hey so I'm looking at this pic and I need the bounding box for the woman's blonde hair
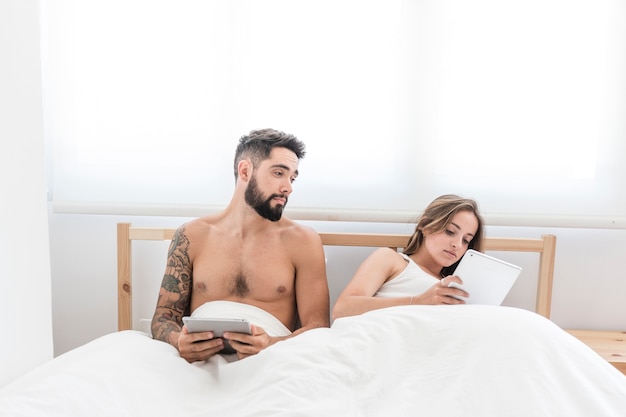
[404,194,484,277]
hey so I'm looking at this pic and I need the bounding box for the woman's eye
[445,230,454,236]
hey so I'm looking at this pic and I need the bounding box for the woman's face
[423,210,479,268]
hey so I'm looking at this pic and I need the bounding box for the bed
[1,223,625,417]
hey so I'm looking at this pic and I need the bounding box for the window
[42,0,625,226]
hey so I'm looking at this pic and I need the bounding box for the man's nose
[280,180,292,195]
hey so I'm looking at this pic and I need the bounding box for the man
[151,128,330,362]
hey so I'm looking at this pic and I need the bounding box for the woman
[332,194,484,320]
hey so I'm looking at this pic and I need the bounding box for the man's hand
[224,325,275,360]
[177,325,225,363]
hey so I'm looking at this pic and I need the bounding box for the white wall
[48,212,626,356]
[27,0,626,356]
[0,0,53,387]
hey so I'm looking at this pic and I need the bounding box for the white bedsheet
[191,300,292,337]
[2,305,625,417]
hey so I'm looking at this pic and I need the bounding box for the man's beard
[244,175,287,222]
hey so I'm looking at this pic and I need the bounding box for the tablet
[182,317,252,354]
[449,249,522,306]
[182,317,252,336]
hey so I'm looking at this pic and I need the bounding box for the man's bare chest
[191,245,296,299]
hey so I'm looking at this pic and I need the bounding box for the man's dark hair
[233,128,306,179]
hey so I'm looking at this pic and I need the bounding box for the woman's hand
[413,275,469,305]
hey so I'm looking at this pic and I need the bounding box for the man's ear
[238,159,252,181]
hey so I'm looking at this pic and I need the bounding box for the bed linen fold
[1,305,625,417]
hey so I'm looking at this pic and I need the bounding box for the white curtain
[0,0,53,388]
[41,0,626,227]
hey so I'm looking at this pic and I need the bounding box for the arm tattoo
[152,227,192,343]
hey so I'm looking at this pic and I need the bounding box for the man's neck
[221,196,283,236]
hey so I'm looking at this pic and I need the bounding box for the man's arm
[292,228,330,334]
[151,226,193,349]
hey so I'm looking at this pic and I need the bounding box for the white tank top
[374,253,439,298]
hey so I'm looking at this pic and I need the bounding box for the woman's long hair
[403,194,484,277]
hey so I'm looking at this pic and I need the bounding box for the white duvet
[2,305,625,417]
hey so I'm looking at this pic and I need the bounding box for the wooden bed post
[535,234,557,319]
[117,222,132,331]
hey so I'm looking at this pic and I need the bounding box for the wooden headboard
[117,222,557,331]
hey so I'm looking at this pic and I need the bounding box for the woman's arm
[332,248,412,320]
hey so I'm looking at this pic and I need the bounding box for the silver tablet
[182,317,252,354]
[449,249,522,306]
[182,317,252,337]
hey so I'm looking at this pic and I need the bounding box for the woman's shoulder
[372,247,406,259]
[365,247,408,270]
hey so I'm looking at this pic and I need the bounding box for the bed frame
[116,222,625,374]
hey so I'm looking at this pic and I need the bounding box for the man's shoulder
[179,215,322,247]
[279,219,322,245]
[174,216,219,239]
